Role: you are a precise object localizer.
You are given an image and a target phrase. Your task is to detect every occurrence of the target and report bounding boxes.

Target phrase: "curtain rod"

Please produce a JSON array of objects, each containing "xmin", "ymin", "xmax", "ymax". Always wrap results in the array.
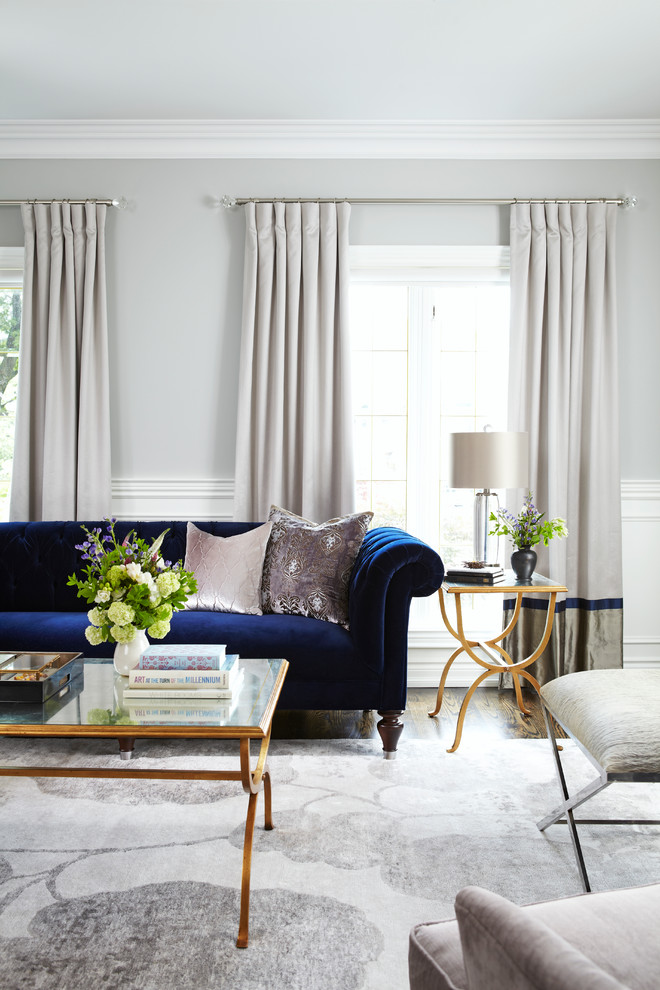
[
  {"xmin": 221, "ymin": 195, "xmax": 636, "ymax": 209},
  {"xmin": 0, "ymin": 198, "xmax": 127, "ymax": 209}
]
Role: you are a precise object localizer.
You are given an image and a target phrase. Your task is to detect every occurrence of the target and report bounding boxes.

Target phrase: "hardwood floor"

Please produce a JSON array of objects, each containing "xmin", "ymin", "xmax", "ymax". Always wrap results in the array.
[{"xmin": 271, "ymin": 686, "xmax": 566, "ymax": 745}]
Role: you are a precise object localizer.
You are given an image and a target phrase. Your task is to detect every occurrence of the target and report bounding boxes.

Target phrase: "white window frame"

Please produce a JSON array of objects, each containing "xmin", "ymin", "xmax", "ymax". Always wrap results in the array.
[
  {"xmin": 0, "ymin": 247, "xmax": 24, "ymax": 288},
  {"xmin": 349, "ymin": 244, "xmax": 510, "ymax": 644},
  {"xmin": 0, "ymin": 247, "xmax": 24, "ymax": 522}
]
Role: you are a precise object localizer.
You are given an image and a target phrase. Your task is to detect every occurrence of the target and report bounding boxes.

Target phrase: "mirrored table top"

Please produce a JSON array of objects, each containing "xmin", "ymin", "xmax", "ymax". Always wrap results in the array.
[{"xmin": 0, "ymin": 657, "xmax": 287, "ymax": 736}]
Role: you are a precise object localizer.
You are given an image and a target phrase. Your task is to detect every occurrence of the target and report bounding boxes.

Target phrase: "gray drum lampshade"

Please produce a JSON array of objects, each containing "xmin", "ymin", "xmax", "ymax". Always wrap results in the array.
[
  {"xmin": 450, "ymin": 431, "xmax": 529, "ymax": 563},
  {"xmin": 450, "ymin": 432, "xmax": 529, "ymax": 490}
]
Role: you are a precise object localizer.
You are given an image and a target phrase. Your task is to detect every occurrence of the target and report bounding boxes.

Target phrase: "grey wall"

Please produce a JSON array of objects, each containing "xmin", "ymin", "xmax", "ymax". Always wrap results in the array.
[{"xmin": 1, "ymin": 157, "xmax": 658, "ymax": 480}]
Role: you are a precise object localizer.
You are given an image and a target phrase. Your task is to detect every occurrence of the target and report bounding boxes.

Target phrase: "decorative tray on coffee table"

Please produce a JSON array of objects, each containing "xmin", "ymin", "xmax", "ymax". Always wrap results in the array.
[{"xmin": 0, "ymin": 652, "xmax": 81, "ymax": 703}]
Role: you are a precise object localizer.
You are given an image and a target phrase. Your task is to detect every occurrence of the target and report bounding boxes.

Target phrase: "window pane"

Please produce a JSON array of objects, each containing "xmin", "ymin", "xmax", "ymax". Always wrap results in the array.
[
  {"xmin": 372, "ymin": 416, "xmax": 407, "ymax": 480},
  {"xmin": 349, "ymin": 266, "xmax": 510, "ymax": 613},
  {"xmin": 354, "ymin": 416, "xmax": 373, "ymax": 480},
  {"xmin": 437, "ymin": 287, "xmax": 477, "ymax": 351},
  {"xmin": 371, "ymin": 481, "xmax": 407, "ymax": 529},
  {"xmin": 350, "ymin": 284, "xmax": 407, "ymax": 350},
  {"xmin": 372, "ymin": 352, "xmax": 407, "ymax": 415},
  {"xmin": 351, "ymin": 351, "xmax": 373, "ymax": 415},
  {"xmin": 0, "ymin": 286, "xmax": 21, "ymax": 522}
]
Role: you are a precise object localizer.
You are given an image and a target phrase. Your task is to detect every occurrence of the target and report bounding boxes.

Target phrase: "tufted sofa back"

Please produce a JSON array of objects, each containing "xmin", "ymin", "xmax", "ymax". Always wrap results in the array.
[{"xmin": 0, "ymin": 520, "xmax": 259, "ymax": 612}]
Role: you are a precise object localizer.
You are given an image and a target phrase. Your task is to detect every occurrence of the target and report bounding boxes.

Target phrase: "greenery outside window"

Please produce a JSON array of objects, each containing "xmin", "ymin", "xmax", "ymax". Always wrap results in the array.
[{"xmin": 0, "ymin": 248, "xmax": 23, "ymax": 522}]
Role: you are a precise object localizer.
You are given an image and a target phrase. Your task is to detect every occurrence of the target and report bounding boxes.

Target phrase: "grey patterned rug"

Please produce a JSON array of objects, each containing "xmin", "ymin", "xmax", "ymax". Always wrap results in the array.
[{"xmin": 0, "ymin": 734, "xmax": 658, "ymax": 990}]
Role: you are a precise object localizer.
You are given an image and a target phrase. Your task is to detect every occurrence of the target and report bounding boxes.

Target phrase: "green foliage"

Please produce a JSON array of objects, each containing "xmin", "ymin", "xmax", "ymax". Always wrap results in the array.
[
  {"xmin": 67, "ymin": 519, "xmax": 198, "ymax": 646},
  {"xmin": 489, "ymin": 492, "xmax": 568, "ymax": 550},
  {"xmin": 87, "ymin": 707, "xmax": 135, "ymax": 725}
]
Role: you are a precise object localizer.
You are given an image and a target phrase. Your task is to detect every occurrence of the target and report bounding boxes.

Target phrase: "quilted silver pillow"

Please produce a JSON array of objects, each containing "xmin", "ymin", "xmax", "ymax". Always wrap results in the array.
[
  {"xmin": 261, "ymin": 505, "xmax": 373, "ymax": 628},
  {"xmin": 184, "ymin": 521, "xmax": 273, "ymax": 614}
]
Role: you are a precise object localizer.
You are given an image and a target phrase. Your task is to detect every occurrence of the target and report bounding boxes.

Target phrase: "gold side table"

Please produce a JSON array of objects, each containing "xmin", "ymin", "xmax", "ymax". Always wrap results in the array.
[{"xmin": 430, "ymin": 572, "xmax": 567, "ymax": 752}]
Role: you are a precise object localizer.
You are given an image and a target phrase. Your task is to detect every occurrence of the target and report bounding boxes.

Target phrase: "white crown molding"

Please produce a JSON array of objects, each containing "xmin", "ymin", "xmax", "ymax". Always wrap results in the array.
[{"xmin": 2, "ymin": 119, "xmax": 660, "ymax": 160}]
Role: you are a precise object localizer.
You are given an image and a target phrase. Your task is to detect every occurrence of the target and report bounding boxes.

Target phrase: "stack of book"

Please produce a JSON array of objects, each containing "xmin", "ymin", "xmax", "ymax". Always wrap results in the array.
[
  {"xmin": 444, "ymin": 564, "xmax": 505, "ymax": 586},
  {"xmin": 121, "ymin": 645, "xmax": 241, "ymax": 700}
]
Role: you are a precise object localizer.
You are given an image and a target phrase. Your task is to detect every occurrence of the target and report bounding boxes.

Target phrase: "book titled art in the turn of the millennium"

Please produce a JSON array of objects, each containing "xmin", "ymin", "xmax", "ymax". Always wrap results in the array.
[
  {"xmin": 137, "ymin": 644, "xmax": 229, "ymax": 671},
  {"xmin": 122, "ymin": 666, "xmax": 244, "ymax": 701},
  {"xmin": 127, "ymin": 654, "xmax": 239, "ymax": 691}
]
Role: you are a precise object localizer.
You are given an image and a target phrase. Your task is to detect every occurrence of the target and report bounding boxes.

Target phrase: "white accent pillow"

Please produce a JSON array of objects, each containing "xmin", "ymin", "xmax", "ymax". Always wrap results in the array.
[{"xmin": 184, "ymin": 522, "xmax": 273, "ymax": 614}]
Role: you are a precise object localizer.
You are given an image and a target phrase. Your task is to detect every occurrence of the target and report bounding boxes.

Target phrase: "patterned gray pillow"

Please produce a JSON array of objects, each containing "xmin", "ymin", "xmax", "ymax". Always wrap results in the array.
[{"xmin": 261, "ymin": 505, "xmax": 373, "ymax": 628}]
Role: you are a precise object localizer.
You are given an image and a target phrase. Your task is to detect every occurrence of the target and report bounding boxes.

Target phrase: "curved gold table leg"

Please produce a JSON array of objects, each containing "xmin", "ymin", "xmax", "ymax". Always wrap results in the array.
[
  {"xmin": 447, "ymin": 668, "xmax": 496, "ymax": 753},
  {"xmin": 437, "ymin": 585, "xmax": 563, "ymax": 751},
  {"xmin": 263, "ymin": 770, "xmax": 273, "ymax": 830},
  {"xmin": 428, "ymin": 645, "xmax": 464, "ymax": 717},
  {"xmin": 237, "ymin": 788, "xmax": 259, "ymax": 948},
  {"xmin": 236, "ymin": 731, "xmax": 273, "ymax": 947},
  {"xmin": 489, "ymin": 642, "xmax": 533, "ymax": 717}
]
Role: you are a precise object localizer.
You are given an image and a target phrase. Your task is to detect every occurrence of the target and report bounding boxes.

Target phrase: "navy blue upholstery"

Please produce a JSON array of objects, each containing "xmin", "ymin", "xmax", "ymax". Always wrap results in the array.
[{"xmin": 0, "ymin": 520, "xmax": 444, "ymax": 724}]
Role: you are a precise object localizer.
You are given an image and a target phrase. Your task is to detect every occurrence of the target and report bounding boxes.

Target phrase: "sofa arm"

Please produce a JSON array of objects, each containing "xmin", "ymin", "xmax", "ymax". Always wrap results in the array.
[
  {"xmin": 348, "ymin": 527, "xmax": 444, "ymax": 697},
  {"xmin": 454, "ymin": 886, "xmax": 629, "ymax": 990}
]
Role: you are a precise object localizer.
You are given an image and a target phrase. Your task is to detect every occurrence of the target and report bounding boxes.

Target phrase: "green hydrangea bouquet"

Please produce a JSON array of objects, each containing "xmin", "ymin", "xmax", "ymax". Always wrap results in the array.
[{"xmin": 67, "ymin": 519, "xmax": 197, "ymax": 647}]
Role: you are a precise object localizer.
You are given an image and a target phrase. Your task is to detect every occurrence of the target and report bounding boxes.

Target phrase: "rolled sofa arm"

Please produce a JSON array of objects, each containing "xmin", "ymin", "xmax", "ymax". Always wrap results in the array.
[{"xmin": 348, "ymin": 527, "xmax": 444, "ymax": 701}]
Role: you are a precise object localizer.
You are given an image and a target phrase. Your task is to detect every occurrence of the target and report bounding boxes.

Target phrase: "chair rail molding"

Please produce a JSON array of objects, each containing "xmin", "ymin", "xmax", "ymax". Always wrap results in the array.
[
  {"xmin": 2, "ymin": 118, "xmax": 660, "ymax": 160},
  {"xmin": 111, "ymin": 478, "xmax": 234, "ymax": 521}
]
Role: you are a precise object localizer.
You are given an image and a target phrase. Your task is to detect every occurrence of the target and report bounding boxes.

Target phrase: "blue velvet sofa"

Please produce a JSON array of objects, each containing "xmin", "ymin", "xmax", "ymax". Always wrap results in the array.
[{"xmin": 0, "ymin": 520, "xmax": 444, "ymax": 754}]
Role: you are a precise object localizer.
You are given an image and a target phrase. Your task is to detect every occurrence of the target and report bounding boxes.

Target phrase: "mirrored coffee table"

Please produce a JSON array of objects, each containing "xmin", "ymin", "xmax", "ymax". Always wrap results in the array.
[{"xmin": 0, "ymin": 656, "xmax": 288, "ymax": 948}]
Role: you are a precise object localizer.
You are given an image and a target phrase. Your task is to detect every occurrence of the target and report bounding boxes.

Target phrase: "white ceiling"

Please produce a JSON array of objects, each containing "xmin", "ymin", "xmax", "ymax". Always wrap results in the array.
[{"xmin": 3, "ymin": 0, "xmax": 660, "ymax": 122}]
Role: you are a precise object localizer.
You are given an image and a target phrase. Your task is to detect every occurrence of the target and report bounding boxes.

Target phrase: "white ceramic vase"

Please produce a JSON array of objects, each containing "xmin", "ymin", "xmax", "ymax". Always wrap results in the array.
[{"xmin": 113, "ymin": 628, "xmax": 149, "ymax": 676}]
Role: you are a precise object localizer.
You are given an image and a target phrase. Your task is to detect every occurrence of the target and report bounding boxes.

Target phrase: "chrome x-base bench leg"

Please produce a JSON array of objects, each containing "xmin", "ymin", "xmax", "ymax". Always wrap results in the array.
[
  {"xmin": 536, "ymin": 708, "xmax": 611, "ymax": 892},
  {"xmin": 537, "ymin": 680, "xmax": 660, "ymax": 893}
]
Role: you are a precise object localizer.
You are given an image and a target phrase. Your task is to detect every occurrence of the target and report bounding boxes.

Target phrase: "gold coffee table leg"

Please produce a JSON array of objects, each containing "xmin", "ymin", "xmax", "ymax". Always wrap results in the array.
[
  {"xmin": 237, "ymin": 789, "xmax": 259, "ymax": 948},
  {"xmin": 236, "ymin": 732, "xmax": 273, "ymax": 948}
]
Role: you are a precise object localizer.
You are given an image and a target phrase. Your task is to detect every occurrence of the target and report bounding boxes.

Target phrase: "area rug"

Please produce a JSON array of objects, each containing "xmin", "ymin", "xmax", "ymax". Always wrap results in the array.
[{"xmin": 0, "ymin": 734, "xmax": 658, "ymax": 990}]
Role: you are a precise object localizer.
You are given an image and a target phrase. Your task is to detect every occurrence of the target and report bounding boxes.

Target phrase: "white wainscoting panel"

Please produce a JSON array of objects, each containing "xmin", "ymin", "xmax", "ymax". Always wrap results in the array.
[
  {"xmin": 110, "ymin": 477, "xmax": 660, "ymax": 686},
  {"xmin": 620, "ymin": 480, "xmax": 660, "ymax": 670}
]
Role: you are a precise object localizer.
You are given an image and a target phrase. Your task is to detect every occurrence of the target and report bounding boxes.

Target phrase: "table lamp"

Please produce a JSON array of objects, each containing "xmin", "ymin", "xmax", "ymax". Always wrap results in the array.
[{"xmin": 449, "ymin": 430, "xmax": 529, "ymax": 564}]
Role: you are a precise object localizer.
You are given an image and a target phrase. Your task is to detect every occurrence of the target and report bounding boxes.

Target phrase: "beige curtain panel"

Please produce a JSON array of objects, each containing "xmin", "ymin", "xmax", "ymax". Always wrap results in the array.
[
  {"xmin": 504, "ymin": 201, "xmax": 623, "ymax": 682},
  {"xmin": 233, "ymin": 201, "xmax": 355, "ymax": 522},
  {"xmin": 10, "ymin": 202, "xmax": 111, "ymax": 521}
]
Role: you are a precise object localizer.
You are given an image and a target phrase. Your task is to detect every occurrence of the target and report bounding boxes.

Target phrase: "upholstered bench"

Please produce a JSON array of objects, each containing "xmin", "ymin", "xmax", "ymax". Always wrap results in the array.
[
  {"xmin": 537, "ymin": 668, "xmax": 660, "ymax": 890},
  {"xmin": 409, "ymin": 882, "xmax": 660, "ymax": 990}
]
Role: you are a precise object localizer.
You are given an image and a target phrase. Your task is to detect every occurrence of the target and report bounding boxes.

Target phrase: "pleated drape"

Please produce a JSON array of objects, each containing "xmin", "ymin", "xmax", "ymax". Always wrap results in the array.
[
  {"xmin": 10, "ymin": 202, "xmax": 111, "ymax": 520},
  {"xmin": 233, "ymin": 201, "xmax": 355, "ymax": 522},
  {"xmin": 504, "ymin": 202, "xmax": 623, "ymax": 683}
]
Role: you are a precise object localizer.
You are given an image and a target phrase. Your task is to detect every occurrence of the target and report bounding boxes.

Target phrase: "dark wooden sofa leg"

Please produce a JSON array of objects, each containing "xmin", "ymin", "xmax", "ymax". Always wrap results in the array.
[{"xmin": 377, "ymin": 711, "xmax": 404, "ymax": 759}]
